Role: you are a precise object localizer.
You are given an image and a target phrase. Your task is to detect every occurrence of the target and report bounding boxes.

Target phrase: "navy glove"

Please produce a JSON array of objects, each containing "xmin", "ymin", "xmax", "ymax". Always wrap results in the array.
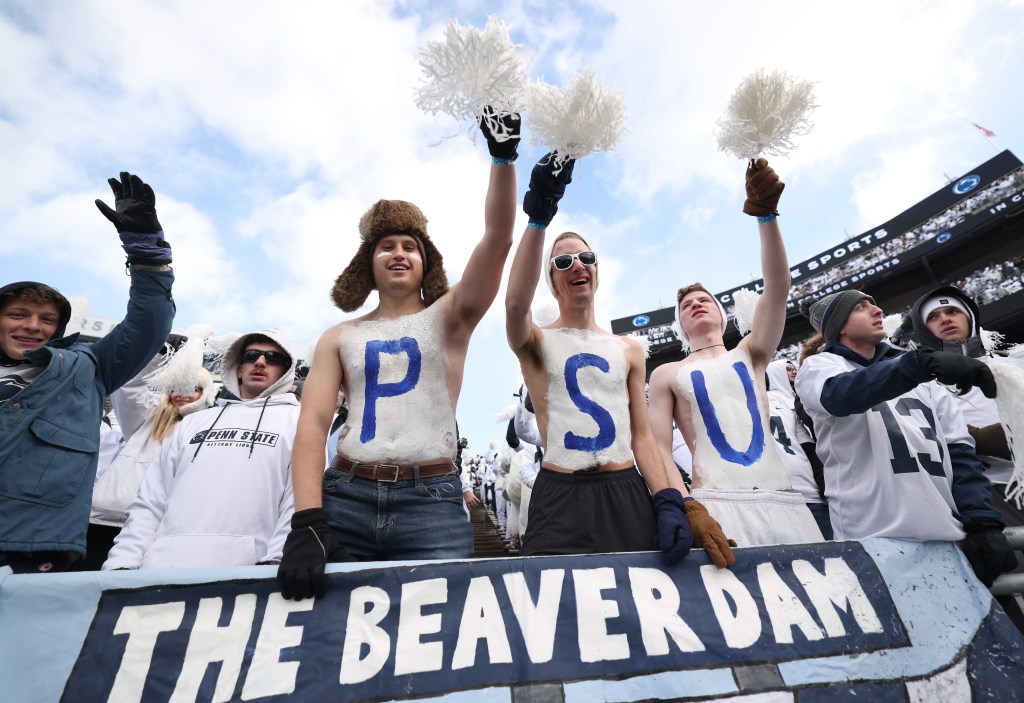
[
  {"xmin": 478, "ymin": 107, "xmax": 521, "ymax": 162},
  {"xmin": 916, "ymin": 348, "xmax": 996, "ymax": 398},
  {"xmin": 523, "ymin": 152, "xmax": 575, "ymax": 227},
  {"xmin": 652, "ymin": 488, "xmax": 693, "ymax": 565},
  {"xmin": 277, "ymin": 508, "xmax": 355, "ymax": 600},
  {"xmin": 959, "ymin": 518, "xmax": 1017, "ymax": 587},
  {"xmin": 95, "ymin": 171, "xmax": 172, "ymax": 266}
]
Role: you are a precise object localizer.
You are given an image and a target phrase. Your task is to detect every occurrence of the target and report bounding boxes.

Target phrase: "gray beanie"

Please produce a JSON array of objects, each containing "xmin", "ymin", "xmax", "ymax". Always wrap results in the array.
[{"xmin": 799, "ymin": 290, "xmax": 874, "ymax": 342}]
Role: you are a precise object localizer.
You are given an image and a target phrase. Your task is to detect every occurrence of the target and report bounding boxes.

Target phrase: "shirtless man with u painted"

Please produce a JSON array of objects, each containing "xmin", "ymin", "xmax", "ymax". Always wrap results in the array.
[{"xmin": 648, "ymin": 159, "xmax": 822, "ymax": 547}]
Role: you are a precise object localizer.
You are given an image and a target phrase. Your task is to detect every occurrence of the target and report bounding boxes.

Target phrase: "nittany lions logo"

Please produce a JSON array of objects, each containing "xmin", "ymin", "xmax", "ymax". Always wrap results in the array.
[
  {"xmin": 190, "ymin": 428, "xmax": 280, "ymax": 447},
  {"xmin": 936, "ymin": 232, "xmax": 952, "ymax": 244},
  {"xmin": 632, "ymin": 315, "xmax": 650, "ymax": 328},
  {"xmin": 952, "ymin": 175, "xmax": 980, "ymax": 195}
]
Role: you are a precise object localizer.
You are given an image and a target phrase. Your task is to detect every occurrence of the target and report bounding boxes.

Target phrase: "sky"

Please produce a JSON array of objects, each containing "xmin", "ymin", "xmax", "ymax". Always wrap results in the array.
[{"xmin": 3, "ymin": 0, "xmax": 1024, "ymax": 452}]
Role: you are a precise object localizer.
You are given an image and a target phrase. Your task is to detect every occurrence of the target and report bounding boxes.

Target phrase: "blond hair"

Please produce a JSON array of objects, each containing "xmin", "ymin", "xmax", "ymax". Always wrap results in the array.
[{"xmin": 149, "ymin": 396, "xmax": 183, "ymax": 443}]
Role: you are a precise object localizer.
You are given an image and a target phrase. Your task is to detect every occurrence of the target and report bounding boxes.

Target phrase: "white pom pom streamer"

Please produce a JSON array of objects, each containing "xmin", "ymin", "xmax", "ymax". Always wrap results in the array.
[
  {"xmin": 732, "ymin": 289, "xmax": 760, "ymax": 337},
  {"xmin": 980, "ymin": 328, "xmax": 1005, "ymax": 353},
  {"xmin": 414, "ymin": 15, "xmax": 528, "ymax": 130},
  {"xmin": 205, "ymin": 333, "xmax": 242, "ymax": 365},
  {"xmin": 526, "ymin": 69, "xmax": 627, "ymax": 167},
  {"xmin": 1006, "ymin": 343, "xmax": 1024, "ymax": 359},
  {"xmin": 533, "ymin": 300, "xmax": 559, "ymax": 328},
  {"xmin": 715, "ymin": 69, "xmax": 817, "ymax": 160},
  {"xmin": 145, "ymin": 324, "xmax": 216, "ymax": 395},
  {"xmin": 990, "ymin": 362, "xmax": 1024, "ymax": 509},
  {"xmin": 495, "ymin": 403, "xmax": 517, "ymax": 423},
  {"xmin": 882, "ymin": 314, "xmax": 905, "ymax": 339},
  {"xmin": 65, "ymin": 296, "xmax": 90, "ymax": 339}
]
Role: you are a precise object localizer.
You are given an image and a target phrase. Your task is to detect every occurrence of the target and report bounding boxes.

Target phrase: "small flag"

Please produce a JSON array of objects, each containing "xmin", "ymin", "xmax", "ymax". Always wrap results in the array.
[{"xmin": 970, "ymin": 121, "xmax": 996, "ymax": 138}]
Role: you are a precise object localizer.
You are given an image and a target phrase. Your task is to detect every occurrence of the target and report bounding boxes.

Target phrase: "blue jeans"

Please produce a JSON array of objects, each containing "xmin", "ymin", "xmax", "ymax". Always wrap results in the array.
[{"xmin": 322, "ymin": 467, "xmax": 473, "ymax": 561}]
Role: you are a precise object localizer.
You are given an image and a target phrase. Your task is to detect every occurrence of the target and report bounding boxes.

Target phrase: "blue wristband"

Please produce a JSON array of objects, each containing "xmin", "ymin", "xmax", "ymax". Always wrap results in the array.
[
  {"xmin": 492, "ymin": 156, "xmax": 515, "ymax": 166},
  {"xmin": 756, "ymin": 213, "xmax": 778, "ymax": 223},
  {"xmin": 527, "ymin": 221, "xmax": 548, "ymax": 231}
]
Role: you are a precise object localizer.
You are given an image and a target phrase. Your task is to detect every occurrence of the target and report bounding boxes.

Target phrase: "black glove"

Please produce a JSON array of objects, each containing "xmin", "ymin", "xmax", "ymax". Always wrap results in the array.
[
  {"xmin": 959, "ymin": 519, "xmax": 1017, "ymax": 587},
  {"xmin": 95, "ymin": 171, "xmax": 172, "ymax": 266},
  {"xmin": 915, "ymin": 348, "xmax": 996, "ymax": 398},
  {"xmin": 478, "ymin": 107, "xmax": 521, "ymax": 162},
  {"xmin": 652, "ymin": 488, "xmax": 693, "ymax": 565},
  {"xmin": 523, "ymin": 152, "xmax": 575, "ymax": 227},
  {"xmin": 277, "ymin": 508, "xmax": 354, "ymax": 600}
]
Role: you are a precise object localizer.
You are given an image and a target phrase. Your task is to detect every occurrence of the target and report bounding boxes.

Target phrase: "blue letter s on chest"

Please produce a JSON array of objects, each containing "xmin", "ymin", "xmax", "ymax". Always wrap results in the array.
[
  {"xmin": 563, "ymin": 353, "xmax": 616, "ymax": 452},
  {"xmin": 362, "ymin": 338, "xmax": 421, "ymax": 443}
]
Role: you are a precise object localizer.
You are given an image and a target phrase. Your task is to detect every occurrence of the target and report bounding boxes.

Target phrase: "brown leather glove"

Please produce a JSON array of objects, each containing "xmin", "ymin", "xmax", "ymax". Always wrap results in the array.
[
  {"xmin": 968, "ymin": 423, "xmax": 1012, "ymax": 460},
  {"xmin": 743, "ymin": 157, "xmax": 785, "ymax": 217},
  {"xmin": 684, "ymin": 499, "xmax": 737, "ymax": 568}
]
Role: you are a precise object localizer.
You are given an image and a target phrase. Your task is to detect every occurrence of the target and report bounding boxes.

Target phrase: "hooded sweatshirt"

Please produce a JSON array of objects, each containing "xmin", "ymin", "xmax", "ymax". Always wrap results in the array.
[
  {"xmin": 103, "ymin": 330, "xmax": 302, "ymax": 569},
  {"xmin": 909, "ymin": 286, "xmax": 1024, "ymax": 483},
  {"xmin": 90, "ymin": 355, "xmax": 216, "ymax": 527}
]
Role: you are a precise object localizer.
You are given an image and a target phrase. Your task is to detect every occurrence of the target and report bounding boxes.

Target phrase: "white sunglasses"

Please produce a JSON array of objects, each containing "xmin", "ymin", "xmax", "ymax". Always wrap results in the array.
[{"xmin": 550, "ymin": 251, "xmax": 597, "ymax": 270}]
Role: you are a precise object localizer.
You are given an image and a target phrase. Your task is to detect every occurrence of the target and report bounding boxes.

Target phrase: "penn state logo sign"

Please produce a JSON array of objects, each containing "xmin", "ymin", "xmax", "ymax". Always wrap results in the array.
[
  {"xmin": 936, "ymin": 232, "xmax": 952, "ymax": 244},
  {"xmin": 952, "ymin": 175, "xmax": 980, "ymax": 195},
  {"xmin": 632, "ymin": 315, "xmax": 651, "ymax": 328}
]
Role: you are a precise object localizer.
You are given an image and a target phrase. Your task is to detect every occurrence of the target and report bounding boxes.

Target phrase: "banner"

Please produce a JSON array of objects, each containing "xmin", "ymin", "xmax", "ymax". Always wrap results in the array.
[{"xmin": 1, "ymin": 539, "xmax": 1021, "ymax": 702}]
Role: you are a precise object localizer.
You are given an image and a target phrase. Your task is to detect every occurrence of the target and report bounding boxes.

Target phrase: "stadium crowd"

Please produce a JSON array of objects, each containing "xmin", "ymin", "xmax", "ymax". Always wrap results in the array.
[{"xmin": 1, "ymin": 118, "xmax": 1021, "ymax": 623}]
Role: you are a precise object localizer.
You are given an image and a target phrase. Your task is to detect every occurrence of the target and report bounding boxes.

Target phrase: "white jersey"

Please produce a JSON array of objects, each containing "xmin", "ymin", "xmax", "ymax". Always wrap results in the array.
[
  {"xmin": 765, "ymin": 360, "xmax": 821, "ymax": 504},
  {"xmin": 336, "ymin": 305, "xmax": 457, "ymax": 463},
  {"xmin": 795, "ymin": 349, "xmax": 971, "ymax": 541},
  {"xmin": 675, "ymin": 347, "xmax": 791, "ymax": 491},
  {"xmin": 540, "ymin": 328, "xmax": 634, "ymax": 470}
]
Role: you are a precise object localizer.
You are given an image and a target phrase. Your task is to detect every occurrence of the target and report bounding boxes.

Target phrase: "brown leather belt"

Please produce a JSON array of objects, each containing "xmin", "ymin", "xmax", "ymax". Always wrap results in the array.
[{"xmin": 329, "ymin": 455, "xmax": 456, "ymax": 483}]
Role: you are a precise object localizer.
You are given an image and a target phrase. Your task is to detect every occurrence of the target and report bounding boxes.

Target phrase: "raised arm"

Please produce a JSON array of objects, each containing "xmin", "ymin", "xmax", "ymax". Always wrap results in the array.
[
  {"xmin": 447, "ymin": 112, "xmax": 519, "ymax": 328},
  {"xmin": 741, "ymin": 159, "xmax": 791, "ymax": 362},
  {"xmin": 505, "ymin": 153, "xmax": 576, "ymax": 353}
]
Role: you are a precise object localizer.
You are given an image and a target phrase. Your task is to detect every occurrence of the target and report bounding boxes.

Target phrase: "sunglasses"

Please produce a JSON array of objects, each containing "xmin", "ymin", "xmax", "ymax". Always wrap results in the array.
[
  {"xmin": 550, "ymin": 251, "xmax": 597, "ymax": 270},
  {"xmin": 241, "ymin": 349, "xmax": 291, "ymax": 367}
]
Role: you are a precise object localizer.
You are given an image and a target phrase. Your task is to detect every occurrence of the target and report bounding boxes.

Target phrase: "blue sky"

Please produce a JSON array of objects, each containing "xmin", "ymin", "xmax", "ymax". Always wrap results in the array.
[{"xmin": 3, "ymin": 0, "xmax": 1023, "ymax": 452}]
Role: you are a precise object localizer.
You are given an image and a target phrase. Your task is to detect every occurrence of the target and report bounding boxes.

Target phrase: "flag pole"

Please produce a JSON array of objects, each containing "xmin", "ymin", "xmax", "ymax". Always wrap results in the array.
[{"xmin": 965, "ymin": 118, "xmax": 1000, "ymax": 152}]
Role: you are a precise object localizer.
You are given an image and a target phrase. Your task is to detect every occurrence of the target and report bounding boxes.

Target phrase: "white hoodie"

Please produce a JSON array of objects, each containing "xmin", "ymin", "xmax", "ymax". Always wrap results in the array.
[{"xmin": 103, "ymin": 330, "xmax": 303, "ymax": 569}]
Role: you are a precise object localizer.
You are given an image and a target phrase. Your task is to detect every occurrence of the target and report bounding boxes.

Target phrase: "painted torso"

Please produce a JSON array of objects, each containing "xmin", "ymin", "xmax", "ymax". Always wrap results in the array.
[
  {"xmin": 540, "ymin": 328, "xmax": 633, "ymax": 470},
  {"xmin": 336, "ymin": 305, "xmax": 457, "ymax": 463},
  {"xmin": 675, "ymin": 346, "xmax": 791, "ymax": 490}
]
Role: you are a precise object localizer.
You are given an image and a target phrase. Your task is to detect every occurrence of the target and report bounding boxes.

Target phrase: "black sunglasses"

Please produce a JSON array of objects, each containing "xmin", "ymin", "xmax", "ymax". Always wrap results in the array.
[
  {"xmin": 550, "ymin": 251, "xmax": 597, "ymax": 270},
  {"xmin": 241, "ymin": 349, "xmax": 291, "ymax": 367}
]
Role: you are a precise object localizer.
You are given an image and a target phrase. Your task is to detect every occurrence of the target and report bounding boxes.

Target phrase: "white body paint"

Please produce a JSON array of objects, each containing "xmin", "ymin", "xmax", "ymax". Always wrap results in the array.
[
  {"xmin": 541, "ymin": 328, "xmax": 633, "ymax": 470},
  {"xmin": 336, "ymin": 305, "xmax": 456, "ymax": 463},
  {"xmin": 675, "ymin": 347, "xmax": 791, "ymax": 491}
]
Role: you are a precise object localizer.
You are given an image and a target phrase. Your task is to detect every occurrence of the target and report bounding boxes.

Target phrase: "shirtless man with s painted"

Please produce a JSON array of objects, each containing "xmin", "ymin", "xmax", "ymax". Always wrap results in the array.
[{"xmin": 505, "ymin": 154, "xmax": 733, "ymax": 567}]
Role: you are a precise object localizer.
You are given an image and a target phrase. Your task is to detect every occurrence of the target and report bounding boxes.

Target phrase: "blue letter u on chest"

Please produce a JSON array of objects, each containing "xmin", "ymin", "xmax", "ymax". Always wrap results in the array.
[
  {"xmin": 362, "ymin": 338, "xmax": 421, "ymax": 443},
  {"xmin": 691, "ymin": 361, "xmax": 764, "ymax": 466}
]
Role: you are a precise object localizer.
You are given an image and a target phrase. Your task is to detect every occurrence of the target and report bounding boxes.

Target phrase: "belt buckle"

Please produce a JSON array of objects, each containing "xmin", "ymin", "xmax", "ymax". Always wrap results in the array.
[{"xmin": 375, "ymin": 464, "xmax": 400, "ymax": 482}]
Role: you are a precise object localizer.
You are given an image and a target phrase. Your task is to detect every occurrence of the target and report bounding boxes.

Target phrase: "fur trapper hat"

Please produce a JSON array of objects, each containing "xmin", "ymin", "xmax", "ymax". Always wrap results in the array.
[{"xmin": 331, "ymin": 199, "xmax": 449, "ymax": 312}]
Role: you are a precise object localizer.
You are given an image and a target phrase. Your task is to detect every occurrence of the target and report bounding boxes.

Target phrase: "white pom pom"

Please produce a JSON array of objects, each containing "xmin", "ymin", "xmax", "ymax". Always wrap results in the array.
[
  {"xmin": 533, "ymin": 300, "xmax": 559, "ymax": 327},
  {"xmin": 495, "ymin": 403, "xmax": 517, "ymax": 423},
  {"xmin": 990, "ymin": 362, "xmax": 1024, "ymax": 509},
  {"xmin": 526, "ymin": 69, "xmax": 628, "ymax": 166},
  {"xmin": 414, "ymin": 15, "xmax": 528, "ymax": 127},
  {"xmin": 1006, "ymin": 343, "xmax": 1024, "ymax": 359},
  {"xmin": 732, "ymin": 289, "xmax": 760, "ymax": 337},
  {"xmin": 980, "ymin": 328, "xmax": 1005, "ymax": 353},
  {"xmin": 715, "ymin": 69, "xmax": 817, "ymax": 160},
  {"xmin": 882, "ymin": 314, "xmax": 905, "ymax": 339},
  {"xmin": 145, "ymin": 324, "xmax": 217, "ymax": 396},
  {"xmin": 65, "ymin": 296, "xmax": 90, "ymax": 338},
  {"xmin": 205, "ymin": 333, "xmax": 242, "ymax": 364}
]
